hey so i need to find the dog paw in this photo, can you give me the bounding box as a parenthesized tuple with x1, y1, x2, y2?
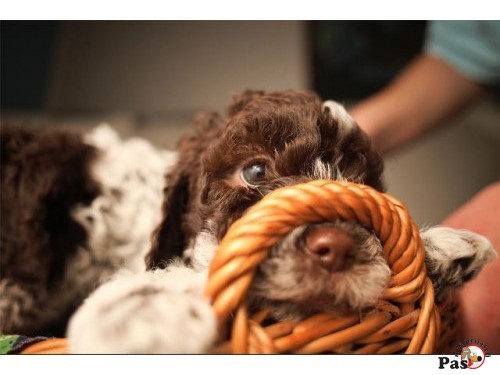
(421, 226, 497, 300)
(67, 270, 217, 353)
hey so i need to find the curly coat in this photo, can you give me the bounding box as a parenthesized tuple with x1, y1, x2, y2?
(148, 90, 384, 268)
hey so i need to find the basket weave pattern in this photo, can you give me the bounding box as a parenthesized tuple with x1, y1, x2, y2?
(205, 180, 445, 354)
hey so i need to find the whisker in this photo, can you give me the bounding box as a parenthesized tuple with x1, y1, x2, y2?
(255, 187, 265, 198)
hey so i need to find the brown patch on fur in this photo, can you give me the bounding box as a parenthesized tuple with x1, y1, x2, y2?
(0, 126, 100, 334)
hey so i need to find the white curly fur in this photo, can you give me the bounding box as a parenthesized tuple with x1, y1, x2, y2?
(323, 100, 356, 138)
(73, 124, 177, 272)
(67, 264, 216, 354)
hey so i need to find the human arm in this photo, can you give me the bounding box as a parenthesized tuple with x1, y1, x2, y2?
(350, 54, 484, 154)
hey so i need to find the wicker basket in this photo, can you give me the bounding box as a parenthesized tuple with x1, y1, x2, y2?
(205, 180, 460, 354)
(21, 180, 460, 354)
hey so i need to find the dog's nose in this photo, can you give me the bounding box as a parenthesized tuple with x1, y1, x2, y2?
(305, 227, 355, 271)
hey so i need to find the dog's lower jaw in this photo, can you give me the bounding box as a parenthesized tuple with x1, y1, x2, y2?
(248, 263, 391, 322)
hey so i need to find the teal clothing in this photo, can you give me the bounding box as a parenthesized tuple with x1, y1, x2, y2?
(425, 21, 500, 86)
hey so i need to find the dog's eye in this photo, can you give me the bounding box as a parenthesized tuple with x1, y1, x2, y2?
(241, 162, 267, 186)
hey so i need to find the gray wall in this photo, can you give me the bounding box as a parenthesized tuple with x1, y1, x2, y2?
(47, 21, 310, 113)
(383, 100, 499, 226)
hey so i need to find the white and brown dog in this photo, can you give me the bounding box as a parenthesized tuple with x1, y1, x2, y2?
(63, 90, 496, 353)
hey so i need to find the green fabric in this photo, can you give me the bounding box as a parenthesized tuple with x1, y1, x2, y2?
(0, 334, 49, 354)
(0, 335, 20, 354)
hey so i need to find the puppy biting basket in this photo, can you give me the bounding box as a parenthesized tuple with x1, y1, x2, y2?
(205, 180, 460, 354)
(20, 180, 460, 354)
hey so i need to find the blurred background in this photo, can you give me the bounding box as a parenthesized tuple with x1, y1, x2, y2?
(1, 21, 499, 226)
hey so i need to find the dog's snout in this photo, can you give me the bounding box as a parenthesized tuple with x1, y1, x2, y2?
(305, 227, 355, 271)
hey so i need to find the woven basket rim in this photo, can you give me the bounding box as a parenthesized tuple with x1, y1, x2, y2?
(204, 179, 441, 354)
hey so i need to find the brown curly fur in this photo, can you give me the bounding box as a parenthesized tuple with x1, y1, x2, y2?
(148, 90, 384, 268)
(0, 126, 100, 335)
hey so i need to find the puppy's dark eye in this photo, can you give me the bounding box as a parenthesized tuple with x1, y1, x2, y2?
(241, 162, 267, 186)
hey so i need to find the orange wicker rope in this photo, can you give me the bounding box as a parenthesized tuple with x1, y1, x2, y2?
(205, 180, 444, 354)
(20, 338, 68, 354)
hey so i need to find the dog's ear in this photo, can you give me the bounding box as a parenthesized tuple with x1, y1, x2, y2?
(227, 89, 266, 117)
(461, 348, 470, 360)
(146, 112, 225, 269)
(319, 100, 385, 192)
(147, 169, 189, 269)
